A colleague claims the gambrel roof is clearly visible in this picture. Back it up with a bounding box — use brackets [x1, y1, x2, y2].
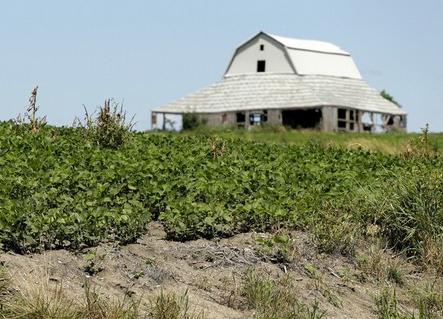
[225, 32, 362, 79]
[152, 74, 406, 115]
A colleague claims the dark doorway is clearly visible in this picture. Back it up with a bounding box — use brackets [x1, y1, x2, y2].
[282, 109, 322, 129]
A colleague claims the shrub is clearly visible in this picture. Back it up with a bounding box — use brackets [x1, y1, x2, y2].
[182, 113, 205, 131]
[83, 99, 134, 148]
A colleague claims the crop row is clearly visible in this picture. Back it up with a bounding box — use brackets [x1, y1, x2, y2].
[0, 122, 442, 257]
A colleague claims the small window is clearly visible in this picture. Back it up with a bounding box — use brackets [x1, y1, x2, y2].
[338, 108, 347, 120]
[262, 110, 268, 122]
[260, 44, 264, 51]
[257, 60, 266, 72]
[222, 113, 228, 123]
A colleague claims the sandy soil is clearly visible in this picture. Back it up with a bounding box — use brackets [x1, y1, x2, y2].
[0, 222, 435, 319]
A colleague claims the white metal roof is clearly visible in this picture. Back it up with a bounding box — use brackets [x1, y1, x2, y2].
[225, 32, 362, 79]
[152, 74, 406, 115]
[267, 33, 350, 55]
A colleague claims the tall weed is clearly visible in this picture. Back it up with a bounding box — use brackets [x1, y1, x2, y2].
[83, 99, 134, 148]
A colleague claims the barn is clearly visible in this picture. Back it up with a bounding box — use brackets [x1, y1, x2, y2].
[151, 31, 407, 132]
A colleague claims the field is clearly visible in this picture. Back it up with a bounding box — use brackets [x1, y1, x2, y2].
[1, 121, 442, 318]
[184, 125, 443, 154]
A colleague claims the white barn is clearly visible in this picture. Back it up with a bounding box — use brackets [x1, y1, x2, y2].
[152, 31, 406, 132]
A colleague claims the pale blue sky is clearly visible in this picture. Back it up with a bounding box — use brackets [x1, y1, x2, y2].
[1, 1, 442, 131]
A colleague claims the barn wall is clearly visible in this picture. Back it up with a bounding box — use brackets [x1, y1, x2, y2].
[267, 109, 282, 125]
[225, 35, 294, 76]
[321, 106, 337, 131]
[199, 113, 223, 126]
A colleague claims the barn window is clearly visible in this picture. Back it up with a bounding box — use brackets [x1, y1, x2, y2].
[222, 113, 228, 123]
[260, 44, 265, 51]
[337, 108, 359, 132]
[250, 113, 262, 125]
[257, 60, 266, 72]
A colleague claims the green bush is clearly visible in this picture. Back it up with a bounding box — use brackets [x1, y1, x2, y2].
[182, 113, 205, 131]
[83, 99, 134, 148]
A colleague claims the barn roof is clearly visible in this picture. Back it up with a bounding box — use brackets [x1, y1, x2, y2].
[152, 74, 406, 115]
[267, 33, 350, 55]
[225, 32, 362, 79]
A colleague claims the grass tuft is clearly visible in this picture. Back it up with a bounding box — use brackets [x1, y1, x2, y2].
[374, 288, 410, 319]
[150, 290, 205, 319]
[243, 269, 326, 319]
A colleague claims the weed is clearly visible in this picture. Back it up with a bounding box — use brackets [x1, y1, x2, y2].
[0, 265, 10, 308]
[26, 86, 47, 133]
[310, 210, 360, 257]
[375, 288, 403, 319]
[255, 232, 296, 264]
[410, 280, 443, 319]
[421, 236, 443, 274]
[13, 86, 47, 133]
[150, 290, 205, 319]
[208, 136, 228, 158]
[304, 264, 342, 308]
[83, 99, 134, 148]
[356, 240, 407, 286]
[373, 170, 443, 269]
[2, 282, 80, 319]
[82, 279, 141, 318]
[243, 268, 326, 319]
[386, 264, 405, 287]
[404, 124, 438, 158]
[83, 249, 105, 276]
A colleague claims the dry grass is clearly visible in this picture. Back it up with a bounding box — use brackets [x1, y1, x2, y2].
[150, 290, 205, 319]
[0, 270, 205, 319]
[242, 269, 326, 319]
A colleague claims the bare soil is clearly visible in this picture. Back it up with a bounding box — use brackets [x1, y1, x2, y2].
[0, 222, 437, 318]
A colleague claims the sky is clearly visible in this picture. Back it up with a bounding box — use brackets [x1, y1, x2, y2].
[1, 1, 442, 132]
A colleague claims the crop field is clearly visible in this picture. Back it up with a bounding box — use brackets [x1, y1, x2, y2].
[0, 121, 442, 263]
[1, 120, 443, 318]
[184, 125, 443, 154]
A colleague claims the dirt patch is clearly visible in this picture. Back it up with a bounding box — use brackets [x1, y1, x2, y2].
[0, 223, 439, 318]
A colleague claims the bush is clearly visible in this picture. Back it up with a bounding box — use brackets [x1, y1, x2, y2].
[182, 113, 205, 130]
[83, 99, 134, 148]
